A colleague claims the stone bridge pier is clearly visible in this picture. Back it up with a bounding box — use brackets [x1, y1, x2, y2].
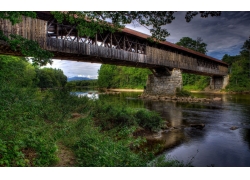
[210, 75, 229, 90]
[143, 68, 182, 96]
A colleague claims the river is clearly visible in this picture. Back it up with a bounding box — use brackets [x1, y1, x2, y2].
[73, 90, 250, 167]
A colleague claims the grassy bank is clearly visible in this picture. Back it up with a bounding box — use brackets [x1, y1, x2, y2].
[0, 85, 189, 167]
[0, 55, 190, 167]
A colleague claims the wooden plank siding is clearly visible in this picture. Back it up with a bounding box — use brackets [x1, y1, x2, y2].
[0, 16, 47, 48]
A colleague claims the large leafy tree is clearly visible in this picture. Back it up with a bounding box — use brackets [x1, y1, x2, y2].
[222, 38, 250, 91]
[176, 37, 208, 54]
[51, 11, 221, 41]
[35, 68, 67, 88]
[97, 64, 151, 89]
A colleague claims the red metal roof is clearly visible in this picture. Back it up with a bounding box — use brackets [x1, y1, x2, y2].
[122, 27, 228, 66]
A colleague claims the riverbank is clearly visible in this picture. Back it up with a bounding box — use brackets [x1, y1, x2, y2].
[108, 88, 144, 92]
[191, 90, 250, 94]
[97, 87, 250, 95]
[190, 90, 227, 94]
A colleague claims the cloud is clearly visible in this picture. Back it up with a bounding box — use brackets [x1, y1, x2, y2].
[162, 11, 250, 59]
[43, 60, 101, 77]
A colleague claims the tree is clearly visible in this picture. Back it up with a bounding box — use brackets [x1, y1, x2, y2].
[97, 64, 117, 88]
[0, 55, 36, 87]
[176, 37, 207, 54]
[35, 68, 67, 88]
[97, 64, 151, 89]
[51, 11, 221, 41]
[223, 38, 250, 92]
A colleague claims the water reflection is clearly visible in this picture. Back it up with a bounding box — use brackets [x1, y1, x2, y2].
[144, 101, 183, 127]
[72, 90, 250, 166]
[120, 92, 250, 167]
[71, 91, 99, 99]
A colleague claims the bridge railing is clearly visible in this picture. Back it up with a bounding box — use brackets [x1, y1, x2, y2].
[46, 37, 147, 63]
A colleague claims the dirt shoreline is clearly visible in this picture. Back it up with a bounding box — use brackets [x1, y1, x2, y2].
[108, 88, 249, 94]
[108, 88, 144, 92]
[190, 90, 228, 94]
[108, 88, 226, 94]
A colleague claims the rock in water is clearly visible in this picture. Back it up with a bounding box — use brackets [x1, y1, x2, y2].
[213, 97, 222, 101]
[190, 124, 205, 129]
[230, 126, 239, 130]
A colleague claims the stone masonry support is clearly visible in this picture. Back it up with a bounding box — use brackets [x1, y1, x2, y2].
[143, 68, 182, 96]
[210, 75, 229, 90]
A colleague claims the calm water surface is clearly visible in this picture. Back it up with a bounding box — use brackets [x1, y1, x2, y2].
[74, 90, 250, 167]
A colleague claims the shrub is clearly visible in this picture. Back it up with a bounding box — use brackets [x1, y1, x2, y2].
[135, 109, 163, 131]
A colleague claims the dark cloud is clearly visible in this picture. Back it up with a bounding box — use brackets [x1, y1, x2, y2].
[163, 11, 250, 59]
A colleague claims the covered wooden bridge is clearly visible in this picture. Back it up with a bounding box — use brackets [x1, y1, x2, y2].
[0, 12, 229, 94]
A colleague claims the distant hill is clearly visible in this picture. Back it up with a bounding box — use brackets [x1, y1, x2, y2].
[67, 76, 96, 82]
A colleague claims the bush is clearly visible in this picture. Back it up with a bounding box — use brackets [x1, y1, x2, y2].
[135, 109, 163, 131]
[91, 101, 137, 130]
[62, 117, 146, 167]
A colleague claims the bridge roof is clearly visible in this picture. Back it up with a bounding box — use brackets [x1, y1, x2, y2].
[122, 28, 228, 66]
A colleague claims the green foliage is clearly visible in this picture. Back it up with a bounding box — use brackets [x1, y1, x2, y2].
[182, 73, 210, 91]
[0, 55, 186, 167]
[92, 101, 137, 130]
[0, 31, 53, 66]
[61, 117, 146, 167]
[98, 64, 151, 89]
[0, 11, 36, 25]
[222, 39, 250, 92]
[0, 55, 66, 88]
[135, 109, 163, 132]
[147, 155, 192, 167]
[91, 99, 164, 132]
[222, 54, 240, 67]
[176, 37, 207, 54]
[176, 88, 191, 97]
[35, 68, 67, 88]
[0, 55, 36, 87]
[51, 11, 120, 38]
[66, 80, 98, 88]
[50, 11, 220, 41]
[0, 85, 58, 167]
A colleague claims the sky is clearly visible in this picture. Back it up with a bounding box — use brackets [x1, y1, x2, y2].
[43, 11, 250, 78]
